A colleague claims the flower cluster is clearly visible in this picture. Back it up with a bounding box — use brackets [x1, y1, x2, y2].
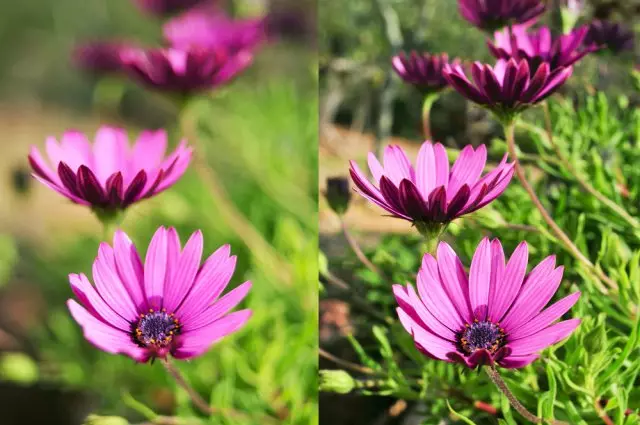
[73, 1, 265, 94]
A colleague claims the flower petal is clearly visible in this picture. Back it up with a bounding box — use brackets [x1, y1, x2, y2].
[507, 318, 580, 356]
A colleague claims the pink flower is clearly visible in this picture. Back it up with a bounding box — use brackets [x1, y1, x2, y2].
[67, 227, 252, 362]
[163, 5, 265, 54]
[394, 239, 581, 369]
[28, 127, 192, 211]
[349, 142, 514, 231]
[119, 47, 253, 94]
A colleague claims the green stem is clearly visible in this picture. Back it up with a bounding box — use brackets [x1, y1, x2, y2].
[485, 365, 571, 424]
[421, 93, 439, 140]
[503, 122, 617, 293]
[414, 221, 447, 255]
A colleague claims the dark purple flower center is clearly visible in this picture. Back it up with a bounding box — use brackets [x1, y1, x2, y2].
[133, 309, 181, 348]
[459, 320, 504, 354]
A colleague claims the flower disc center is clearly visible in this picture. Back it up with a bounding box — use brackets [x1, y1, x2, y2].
[133, 309, 180, 348]
[459, 321, 504, 354]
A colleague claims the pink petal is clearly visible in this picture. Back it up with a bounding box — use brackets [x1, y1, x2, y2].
[436, 242, 473, 323]
[382, 145, 414, 186]
[69, 273, 131, 331]
[498, 354, 539, 369]
[415, 141, 437, 198]
[433, 143, 450, 189]
[509, 292, 581, 340]
[163, 230, 204, 313]
[417, 254, 465, 331]
[130, 129, 168, 180]
[92, 127, 128, 185]
[67, 300, 149, 362]
[507, 319, 581, 356]
[397, 308, 457, 361]
[393, 284, 457, 341]
[112, 230, 147, 310]
[183, 281, 252, 331]
[489, 241, 528, 323]
[173, 309, 251, 359]
[144, 226, 169, 309]
[93, 243, 138, 320]
[469, 238, 492, 320]
[367, 153, 385, 183]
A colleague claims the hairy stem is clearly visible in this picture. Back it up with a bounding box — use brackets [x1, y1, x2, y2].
[421, 93, 439, 140]
[341, 219, 383, 277]
[162, 358, 213, 416]
[485, 366, 568, 425]
[594, 399, 615, 425]
[504, 122, 617, 292]
[541, 103, 640, 230]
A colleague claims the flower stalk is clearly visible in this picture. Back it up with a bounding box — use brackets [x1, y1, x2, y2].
[503, 121, 617, 292]
[485, 365, 569, 425]
[421, 93, 439, 140]
[161, 358, 213, 416]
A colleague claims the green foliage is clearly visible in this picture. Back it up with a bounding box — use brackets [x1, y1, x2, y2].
[320, 92, 640, 424]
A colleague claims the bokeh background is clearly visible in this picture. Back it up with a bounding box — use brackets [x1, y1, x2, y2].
[0, 1, 318, 424]
[320, 1, 640, 424]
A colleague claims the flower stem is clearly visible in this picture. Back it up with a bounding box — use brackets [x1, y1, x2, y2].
[485, 365, 568, 425]
[503, 122, 617, 292]
[161, 358, 213, 416]
[541, 102, 640, 230]
[340, 218, 383, 277]
[421, 93, 439, 140]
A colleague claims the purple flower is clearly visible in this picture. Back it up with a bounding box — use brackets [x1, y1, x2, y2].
[134, 0, 208, 16]
[394, 239, 581, 369]
[488, 25, 597, 71]
[392, 52, 460, 94]
[67, 227, 252, 362]
[584, 20, 635, 54]
[163, 5, 265, 54]
[443, 58, 573, 122]
[72, 41, 132, 75]
[349, 142, 514, 230]
[458, 0, 546, 33]
[28, 127, 192, 211]
[119, 47, 253, 94]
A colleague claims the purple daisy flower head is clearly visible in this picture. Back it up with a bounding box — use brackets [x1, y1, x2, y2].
[28, 127, 192, 213]
[584, 20, 635, 54]
[72, 41, 133, 75]
[134, 0, 209, 16]
[163, 5, 266, 54]
[443, 58, 573, 123]
[394, 239, 581, 369]
[67, 227, 252, 362]
[349, 141, 514, 236]
[488, 25, 597, 71]
[119, 46, 253, 94]
[458, 0, 546, 33]
[392, 52, 461, 94]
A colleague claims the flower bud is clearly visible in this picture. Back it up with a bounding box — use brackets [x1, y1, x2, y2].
[584, 317, 607, 354]
[325, 177, 351, 215]
[84, 415, 130, 425]
[319, 370, 356, 394]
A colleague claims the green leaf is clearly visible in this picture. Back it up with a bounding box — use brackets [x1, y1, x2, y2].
[446, 400, 478, 425]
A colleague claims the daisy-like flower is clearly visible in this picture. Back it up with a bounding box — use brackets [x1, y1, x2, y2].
[392, 52, 460, 94]
[72, 41, 132, 75]
[488, 25, 597, 72]
[28, 126, 191, 214]
[584, 20, 635, 54]
[163, 5, 265, 54]
[443, 58, 573, 123]
[67, 227, 252, 362]
[349, 142, 514, 236]
[458, 0, 546, 33]
[394, 239, 581, 369]
[134, 0, 207, 16]
[119, 47, 253, 94]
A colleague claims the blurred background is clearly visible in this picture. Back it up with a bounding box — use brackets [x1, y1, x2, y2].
[0, 0, 317, 424]
[319, 1, 640, 424]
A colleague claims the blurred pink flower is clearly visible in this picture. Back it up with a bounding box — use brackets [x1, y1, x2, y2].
[68, 227, 252, 362]
[28, 127, 191, 211]
[163, 5, 265, 54]
[119, 47, 253, 93]
[72, 41, 132, 74]
[395, 239, 581, 369]
[134, 0, 209, 16]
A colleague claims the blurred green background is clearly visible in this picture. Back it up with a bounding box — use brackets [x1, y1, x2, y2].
[0, 1, 318, 424]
